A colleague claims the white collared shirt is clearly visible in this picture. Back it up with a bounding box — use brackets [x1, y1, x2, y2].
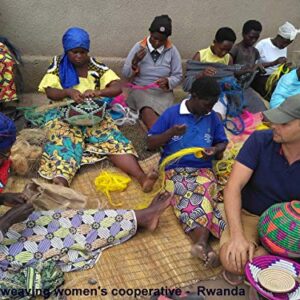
[147, 36, 164, 54]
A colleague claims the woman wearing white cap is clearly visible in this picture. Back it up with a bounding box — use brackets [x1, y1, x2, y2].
[251, 21, 300, 98]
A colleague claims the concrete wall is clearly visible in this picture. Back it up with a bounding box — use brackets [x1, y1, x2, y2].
[1, 0, 300, 92]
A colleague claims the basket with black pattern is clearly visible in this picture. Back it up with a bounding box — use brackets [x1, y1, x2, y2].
[64, 98, 106, 126]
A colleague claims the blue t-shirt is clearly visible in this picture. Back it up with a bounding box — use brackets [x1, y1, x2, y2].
[237, 130, 300, 215]
[148, 100, 228, 170]
[270, 69, 300, 109]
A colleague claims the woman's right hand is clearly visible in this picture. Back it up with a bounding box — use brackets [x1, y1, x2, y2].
[66, 88, 84, 103]
[132, 48, 147, 66]
[170, 124, 187, 137]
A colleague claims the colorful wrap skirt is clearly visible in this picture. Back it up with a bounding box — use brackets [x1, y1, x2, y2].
[0, 43, 17, 103]
[38, 108, 137, 185]
[0, 209, 136, 275]
[165, 167, 226, 238]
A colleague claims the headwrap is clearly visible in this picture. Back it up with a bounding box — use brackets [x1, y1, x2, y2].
[59, 27, 90, 89]
[149, 15, 172, 37]
[0, 113, 16, 150]
[278, 21, 300, 41]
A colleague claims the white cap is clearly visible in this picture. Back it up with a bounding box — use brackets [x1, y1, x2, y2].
[278, 21, 300, 41]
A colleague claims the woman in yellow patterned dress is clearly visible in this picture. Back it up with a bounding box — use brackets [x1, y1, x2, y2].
[38, 27, 157, 190]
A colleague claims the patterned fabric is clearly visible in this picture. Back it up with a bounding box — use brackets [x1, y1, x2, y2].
[0, 159, 11, 193]
[0, 43, 17, 103]
[258, 200, 300, 258]
[165, 167, 226, 238]
[0, 209, 136, 274]
[39, 111, 137, 185]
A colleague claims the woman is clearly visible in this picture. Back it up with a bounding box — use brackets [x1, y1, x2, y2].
[0, 113, 172, 279]
[0, 38, 20, 104]
[252, 21, 299, 98]
[122, 15, 183, 129]
[147, 78, 228, 268]
[38, 27, 157, 191]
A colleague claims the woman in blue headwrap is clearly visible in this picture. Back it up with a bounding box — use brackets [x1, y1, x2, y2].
[38, 27, 158, 189]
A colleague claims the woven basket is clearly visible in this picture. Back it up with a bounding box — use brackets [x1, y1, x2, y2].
[64, 99, 106, 126]
[245, 255, 300, 300]
[258, 200, 300, 258]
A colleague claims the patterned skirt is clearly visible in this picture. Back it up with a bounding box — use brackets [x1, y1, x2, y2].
[165, 167, 226, 238]
[0, 43, 17, 103]
[39, 110, 137, 185]
[0, 209, 136, 274]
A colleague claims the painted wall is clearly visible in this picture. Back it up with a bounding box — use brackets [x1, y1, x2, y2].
[1, 0, 300, 92]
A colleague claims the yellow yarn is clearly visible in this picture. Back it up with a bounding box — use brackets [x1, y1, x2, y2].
[256, 123, 270, 130]
[94, 171, 131, 207]
[265, 64, 290, 97]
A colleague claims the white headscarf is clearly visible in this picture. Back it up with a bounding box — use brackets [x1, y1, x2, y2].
[278, 22, 300, 41]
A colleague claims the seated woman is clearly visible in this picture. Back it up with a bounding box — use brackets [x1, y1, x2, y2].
[38, 27, 157, 191]
[252, 21, 299, 98]
[0, 37, 21, 105]
[0, 113, 173, 288]
[122, 15, 183, 129]
[192, 27, 236, 118]
[270, 66, 300, 108]
[147, 77, 228, 267]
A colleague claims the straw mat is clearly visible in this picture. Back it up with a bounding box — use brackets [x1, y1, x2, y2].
[4, 153, 222, 299]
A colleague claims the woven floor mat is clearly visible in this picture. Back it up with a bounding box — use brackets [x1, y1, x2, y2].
[4, 153, 222, 299]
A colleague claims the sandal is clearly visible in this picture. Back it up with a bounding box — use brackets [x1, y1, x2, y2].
[222, 270, 245, 286]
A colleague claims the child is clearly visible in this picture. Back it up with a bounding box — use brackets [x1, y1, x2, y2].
[230, 20, 262, 66]
[192, 27, 236, 118]
[147, 77, 228, 267]
[193, 27, 236, 65]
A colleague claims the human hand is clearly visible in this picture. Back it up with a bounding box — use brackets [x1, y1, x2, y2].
[202, 147, 217, 159]
[156, 77, 169, 90]
[82, 89, 97, 99]
[66, 89, 84, 103]
[275, 57, 287, 65]
[225, 235, 256, 273]
[132, 48, 147, 66]
[0, 192, 29, 207]
[0, 203, 34, 234]
[170, 124, 187, 137]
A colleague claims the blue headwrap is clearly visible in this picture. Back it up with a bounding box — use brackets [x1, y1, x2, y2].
[0, 113, 16, 150]
[59, 27, 90, 89]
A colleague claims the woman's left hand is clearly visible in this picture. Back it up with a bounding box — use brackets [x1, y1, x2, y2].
[83, 90, 99, 99]
[0, 193, 29, 207]
[156, 78, 169, 90]
[202, 147, 217, 159]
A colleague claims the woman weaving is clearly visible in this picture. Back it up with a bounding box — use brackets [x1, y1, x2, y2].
[38, 27, 157, 190]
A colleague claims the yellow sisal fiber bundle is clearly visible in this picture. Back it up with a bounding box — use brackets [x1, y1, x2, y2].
[134, 147, 205, 210]
[265, 64, 290, 97]
[94, 171, 131, 207]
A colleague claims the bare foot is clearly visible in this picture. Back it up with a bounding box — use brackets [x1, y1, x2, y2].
[206, 250, 220, 268]
[191, 244, 208, 262]
[141, 170, 159, 193]
[53, 177, 69, 187]
[135, 192, 172, 231]
[191, 242, 220, 268]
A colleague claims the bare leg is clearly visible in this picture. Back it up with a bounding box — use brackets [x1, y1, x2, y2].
[53, 177, 69, 187]
[109, 154, 158, 193]
[140, 107, 159, 130]
[135, 192, 172, 231]
[189, 226, 220, 268]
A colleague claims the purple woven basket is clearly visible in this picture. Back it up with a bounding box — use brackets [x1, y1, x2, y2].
[245, 255, 300, 300]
